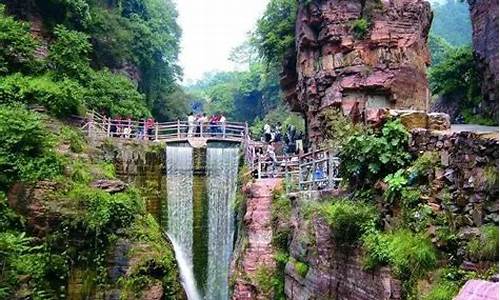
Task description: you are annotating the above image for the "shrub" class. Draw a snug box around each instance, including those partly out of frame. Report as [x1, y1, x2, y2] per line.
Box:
[319, 108, 366, 149]
[48, 25, 92, 80]
[383, 169, 408, 203]
[293, 259, 309, 278]
[352, 18, 370, 39]
[316, 199, 378, 246]
[340, 119, 411, 188]
[83, 69, 150, 118]
[362, 229, 438, 279]
[0, 4, 38, 74]
[466, 225, 499, 262]
[0, 105, 63, 190]
[0, 73, 84, 117]
[60, 126, 86, 153]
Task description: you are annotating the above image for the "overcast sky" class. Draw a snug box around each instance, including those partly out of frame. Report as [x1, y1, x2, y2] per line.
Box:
[175, 0, 269, 84]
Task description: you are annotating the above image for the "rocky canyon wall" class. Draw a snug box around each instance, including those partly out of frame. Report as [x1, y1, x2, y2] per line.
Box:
[467, 0, 499, 121]
[281, 0, 433, 143]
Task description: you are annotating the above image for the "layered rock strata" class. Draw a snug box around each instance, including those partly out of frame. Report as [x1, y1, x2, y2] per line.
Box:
[281, 0, 433, 143]
[231, 179, 282, 300]
[467, 0, 499, 121]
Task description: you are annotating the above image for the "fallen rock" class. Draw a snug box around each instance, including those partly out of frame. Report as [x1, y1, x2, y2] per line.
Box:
[91, 179, 127, 193]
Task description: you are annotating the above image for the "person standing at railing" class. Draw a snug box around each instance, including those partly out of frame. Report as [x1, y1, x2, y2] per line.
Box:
[219, 113, 226, 138]
[187, 112, 196, 137]
[209, 114, 219, 136]
[198, 113, 208, 137]
[146, 117, 155, 140]
[123, 117, 132, 138]
[266, 142, 278, 177]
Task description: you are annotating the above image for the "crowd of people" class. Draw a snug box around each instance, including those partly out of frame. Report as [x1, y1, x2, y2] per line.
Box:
[107, 116, 155, 140]
[257, 122, 305, 177]
[187, 112, 227, 137]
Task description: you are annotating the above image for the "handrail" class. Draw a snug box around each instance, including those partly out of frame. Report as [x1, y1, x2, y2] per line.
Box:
[80, 111, 341, 192]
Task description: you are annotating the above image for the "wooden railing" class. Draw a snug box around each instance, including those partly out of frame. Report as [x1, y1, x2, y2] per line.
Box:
[81, 112, 248, 143]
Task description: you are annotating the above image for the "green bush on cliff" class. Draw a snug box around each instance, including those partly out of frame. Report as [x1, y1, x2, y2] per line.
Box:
[466, 225, 499, 262]
[0, 105, 64, 190]
[340, 119, 411, 188]
[0, 4, 38, 75]
[351, 18, 370, 39]
[316, 199, 378, 246]
[362, 229, 438, 280]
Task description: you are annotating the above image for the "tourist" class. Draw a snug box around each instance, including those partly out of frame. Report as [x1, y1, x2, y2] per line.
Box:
[274, 123, 282, 142]
[146, 117, 155, 140]
[123, 117, 132, 138]
[209, 113, 220, 136]
[219, 113, 226, 137]
[187, 112, 196, 137]
[263, 123, 272, 143]
[295, 131, 304, 155]
[115, 116, 123, 137]
[266, 142, 278, 177]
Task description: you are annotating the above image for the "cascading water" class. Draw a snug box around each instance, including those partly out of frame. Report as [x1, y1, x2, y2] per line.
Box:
[165, 142, 240, 300]
[165, 144, 200, 299]
[205, 144, 240, 300]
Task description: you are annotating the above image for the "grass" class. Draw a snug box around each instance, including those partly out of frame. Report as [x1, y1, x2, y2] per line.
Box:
[315, 198, 378, 246]
[466, 225, 499, 261]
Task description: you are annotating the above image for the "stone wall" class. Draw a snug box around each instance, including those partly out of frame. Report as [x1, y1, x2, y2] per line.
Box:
[284, 194, 401, 300]
[282, 0, 433, 143]
[409, 130, 499, 227]
[98, 139, 167, 221]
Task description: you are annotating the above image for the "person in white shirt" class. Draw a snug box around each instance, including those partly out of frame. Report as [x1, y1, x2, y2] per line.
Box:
[219, 114, 226, 137]
[264, 123, 272, 143]
[187, 112, 195, 137]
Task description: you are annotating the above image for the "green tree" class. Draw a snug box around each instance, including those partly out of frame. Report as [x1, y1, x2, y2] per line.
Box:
[430, 0, 472, 47]
[48, 25, 92, 80]
[253, 0, 298, 66]
[428, 34, 453, 66]
[0, 4, 37, 75]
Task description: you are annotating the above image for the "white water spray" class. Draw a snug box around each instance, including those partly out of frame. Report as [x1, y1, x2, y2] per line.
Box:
[167, 233, 202, 300]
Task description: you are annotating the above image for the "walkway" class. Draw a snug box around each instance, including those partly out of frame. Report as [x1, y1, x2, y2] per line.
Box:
[80, 112, 342, 192]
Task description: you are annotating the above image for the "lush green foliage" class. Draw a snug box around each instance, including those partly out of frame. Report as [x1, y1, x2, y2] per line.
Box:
[340, 119, 411, 188]
[428, 34, 453, 66]
[430, 0, 472, 47]
[293, 259, 309, 278]
[351, 18, 370, 39]
[48, 25, 92, 80]
[429, 47, 493, 124]
[0, 105, 63, 190]
[0, 5, 38, 75]
[0, 73, 84, 117]
[362, 229, 438, 280]
[466, 225, 499, 262]
[253, 0, 298, 66]
[319, 108, 366, 149]
[316, 199, 378, 246]
[83, 69, 150, 118]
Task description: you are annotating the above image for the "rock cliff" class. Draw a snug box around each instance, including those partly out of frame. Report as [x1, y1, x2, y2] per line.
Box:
[281, 0, 433, 143]
[467, 0, 499, 121]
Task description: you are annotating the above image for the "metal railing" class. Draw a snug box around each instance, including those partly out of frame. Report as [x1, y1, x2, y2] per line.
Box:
[80, 112, 341, 192]
[81, 112, 248, 143]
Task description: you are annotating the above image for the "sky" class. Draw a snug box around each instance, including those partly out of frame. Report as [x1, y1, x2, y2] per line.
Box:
[175, 0, 269, 85]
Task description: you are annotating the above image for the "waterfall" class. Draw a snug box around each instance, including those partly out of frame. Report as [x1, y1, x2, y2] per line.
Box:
[205, 144, 240, 300]
[165, 144, 200, 299]
[165, 142, 240, 300]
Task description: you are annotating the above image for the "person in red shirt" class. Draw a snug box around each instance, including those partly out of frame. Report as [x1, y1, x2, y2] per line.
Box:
[146, 117, 155, 140]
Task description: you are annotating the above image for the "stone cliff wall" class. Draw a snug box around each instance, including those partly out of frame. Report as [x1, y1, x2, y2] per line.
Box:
[409, 130, 499, 228]
[231, 179, 282, 300]
[281, 0, 433, 143]
[284, 195, 402, 300]
[98, 139, 166, 221]
[467, 0, 499, 121]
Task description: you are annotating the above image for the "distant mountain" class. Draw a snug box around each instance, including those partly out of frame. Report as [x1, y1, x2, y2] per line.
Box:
[430, 0, 472, 46]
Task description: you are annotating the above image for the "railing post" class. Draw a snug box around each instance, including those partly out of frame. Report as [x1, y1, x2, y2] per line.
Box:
[177, 120, 180, 139]
[143, 120, 147, 141]
[155, 122, 159, 141]
[107, 117, 111, 137]
[258, 158, 262, 179]
[88, 111, 94, 138]
[328, 150, 334, 189]
[200, 122, 203, 138]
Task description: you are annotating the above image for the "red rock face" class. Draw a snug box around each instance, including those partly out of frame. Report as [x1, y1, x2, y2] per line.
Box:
[281, 0, 433, 143]
[231, 179, 282, 300]
[467, 0, 499, 121]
